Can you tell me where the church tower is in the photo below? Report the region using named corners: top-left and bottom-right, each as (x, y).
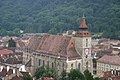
top-left (74, 14), bottom-right (93, 73)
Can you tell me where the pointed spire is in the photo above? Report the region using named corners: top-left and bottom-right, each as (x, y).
top-left (82, 12), bottom-right (85, 18)
top-left (80, 13), bottom-right (88, 29)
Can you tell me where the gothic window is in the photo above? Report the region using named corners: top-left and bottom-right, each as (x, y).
top-left (43, 60), bottom-right (45, 67)
top-left (52, 62), bottom-right (54, 68)
top-left (39, 59), bottom-right (41, 66)
top-left (86, 55), bottom-right (88, 58)
top-left (71, 63), bottom-right (73, 68)
top-left (47, 61), bottom-right (49, 68)
top-left (78, 63), bottom-right (80, 70)
top-left (62, 63), bottom-right (64, 70)
top-left (86, 62), bottom-right (88, 69)
top-left (86, 39), bottom-right (88, 47)
top-left (58, 62), bottom-right (60, 70)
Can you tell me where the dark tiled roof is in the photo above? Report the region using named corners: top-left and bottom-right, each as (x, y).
top-left (97, 55), bottom-right (120, 65)
top-left (10, 75), bottom-right (23, 80)
top-left (17, 40), bottom-right (25, 48)
top-left (27, 35), bottom-right (81, 60)
top-left (25, 59), bottom-right (31, 67)
top-left (7, 69), bottom-right (13, 75)
top-left (0, 68), bottom-right (7, 77)
top-left (6, 58), bottom-right (22, 64)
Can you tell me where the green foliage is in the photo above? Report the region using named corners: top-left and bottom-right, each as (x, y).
top-left (34, 66), bottom-right (57, 79)
top-left (94, 77), bottom-right (101, 80)
top-left (84, 69), bottom-right (94, 80)
top-left (23, 74), bottom-right (33, 80)
top-left (59, 70), bottom-right (67, 80)
top-left (68, 69), bottom-right (85, 80)
top-left (0, 0), bottom-right (119, 39)
top-left (8, 38), bottom-right (16, 47)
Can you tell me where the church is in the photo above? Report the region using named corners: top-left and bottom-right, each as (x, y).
top-left (21, 15), bottom-right (93, 75)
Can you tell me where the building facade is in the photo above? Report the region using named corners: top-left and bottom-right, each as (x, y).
top-left (19, 15), bottom-right (93, 76)
top-left (97, 55), bottom-right (120, 77)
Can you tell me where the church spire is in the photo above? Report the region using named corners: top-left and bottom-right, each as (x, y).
top-left (82, 12), bottom-right (85, 18)
top-left (75, 14), bottom-right (91, 37)
top-left (80, 13), bottom-right (88, 29)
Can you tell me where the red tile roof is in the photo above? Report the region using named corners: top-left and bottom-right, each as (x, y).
top-left (103, 70), bottom-right (120, 80)
top-left (27, 35), bottom-right (81, 60)
top-left (0, 49), bottom-right (14, 55)
top-left (97, 55), bottom-right (120, 65)
top-left (80, 17), bottom-right (88, 29)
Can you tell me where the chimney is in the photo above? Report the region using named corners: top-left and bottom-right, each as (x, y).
top-left (111, 70), bottom-right (114, 75)
top-left (118, 72), bottom-right (120, 76)
top-left (13, 68), bottom-right (16, 74)
top-left (0, 66), bottom-right (4, 72)
top-left (114, 70), bottom-right (116, 76)
top-left (7, 66), bottom-right (10, 72)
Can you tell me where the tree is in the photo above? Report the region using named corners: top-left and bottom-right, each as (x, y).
top-left (59, 70), bottom-right (67, 80)
top-left (23, 74), bottom-right (33, 80)
top-left (48, 27), bottom-right (58, 34)
top-left (84, 69), bottom-right (94, 80)
top-left (34, 66), bottom-right (57, 79)
top-left (8, 38), bottom-right (16, 48)
top-left (13, 28), bottom-right (21, 36)
top-left (68, 69), bottom-right (85, 80)
top-left (94, 77), bottom-right (101, 80)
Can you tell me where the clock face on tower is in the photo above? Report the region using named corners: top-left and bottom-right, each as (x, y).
top-left (85, 48), bottom-right (89, 55)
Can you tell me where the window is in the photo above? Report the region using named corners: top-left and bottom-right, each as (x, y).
top-left (52, 62), bottom-right (54, 68)
top-left (71, 63), bottom-right (73, 68)
top-left (47, 61), bottom-right (49, 68)
top-left (62, 63), bottom-right (64, 70)
top-left (86, 62), bottom-right (88, 69)
top-left (86, 39), bottom-right (88, 47)
top-left (43, 60), bottom-right (45, 67)
top-left (39, 59), bottom-right (41, 66)
top-left (78, 63), bottom-right (80, 70)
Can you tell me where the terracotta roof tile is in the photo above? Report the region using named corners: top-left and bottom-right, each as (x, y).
top-left (0, 49), bottom-right (14, 55)
top-left (27, 35), bottom-right (81, 60)
top-left (80, 17), bottom-right (88, 29)
top-left (17, 40), bottom-right (25, 48)
top-left (97, 55), bottom-right (120, 65)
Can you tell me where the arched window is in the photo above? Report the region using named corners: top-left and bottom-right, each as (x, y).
top-left (62, 63), bottom-right (64, 70)
top-left (52, 62), bottom-right (54, 68)
top-left (78, 63), bottom-right (80, 70)
top-left (39, 59), bottom-right (41, 66)
top-left (71, 63), bottom-right (73, 68)
top-left (86, 39), bottom-right (88, 47)
top-left (86, 62), bottom-right (88, 69)
top-left (47, 61), bottom-right (49, 68)
top-left (43, 60), bottom-right (45, 67)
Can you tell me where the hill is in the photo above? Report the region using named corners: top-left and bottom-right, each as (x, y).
top-left (0, 0), bottom-right (120, 39)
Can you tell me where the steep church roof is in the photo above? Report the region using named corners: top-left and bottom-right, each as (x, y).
top-left (76, 14), bottom-right (91, 37)
top-left (27, 34), bottom-right (81, 60)
top-left (80, 14), bottom-right (88, 29)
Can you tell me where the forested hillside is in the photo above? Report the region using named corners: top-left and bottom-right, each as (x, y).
top-left (0, 0), bottom-right (120, 39)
